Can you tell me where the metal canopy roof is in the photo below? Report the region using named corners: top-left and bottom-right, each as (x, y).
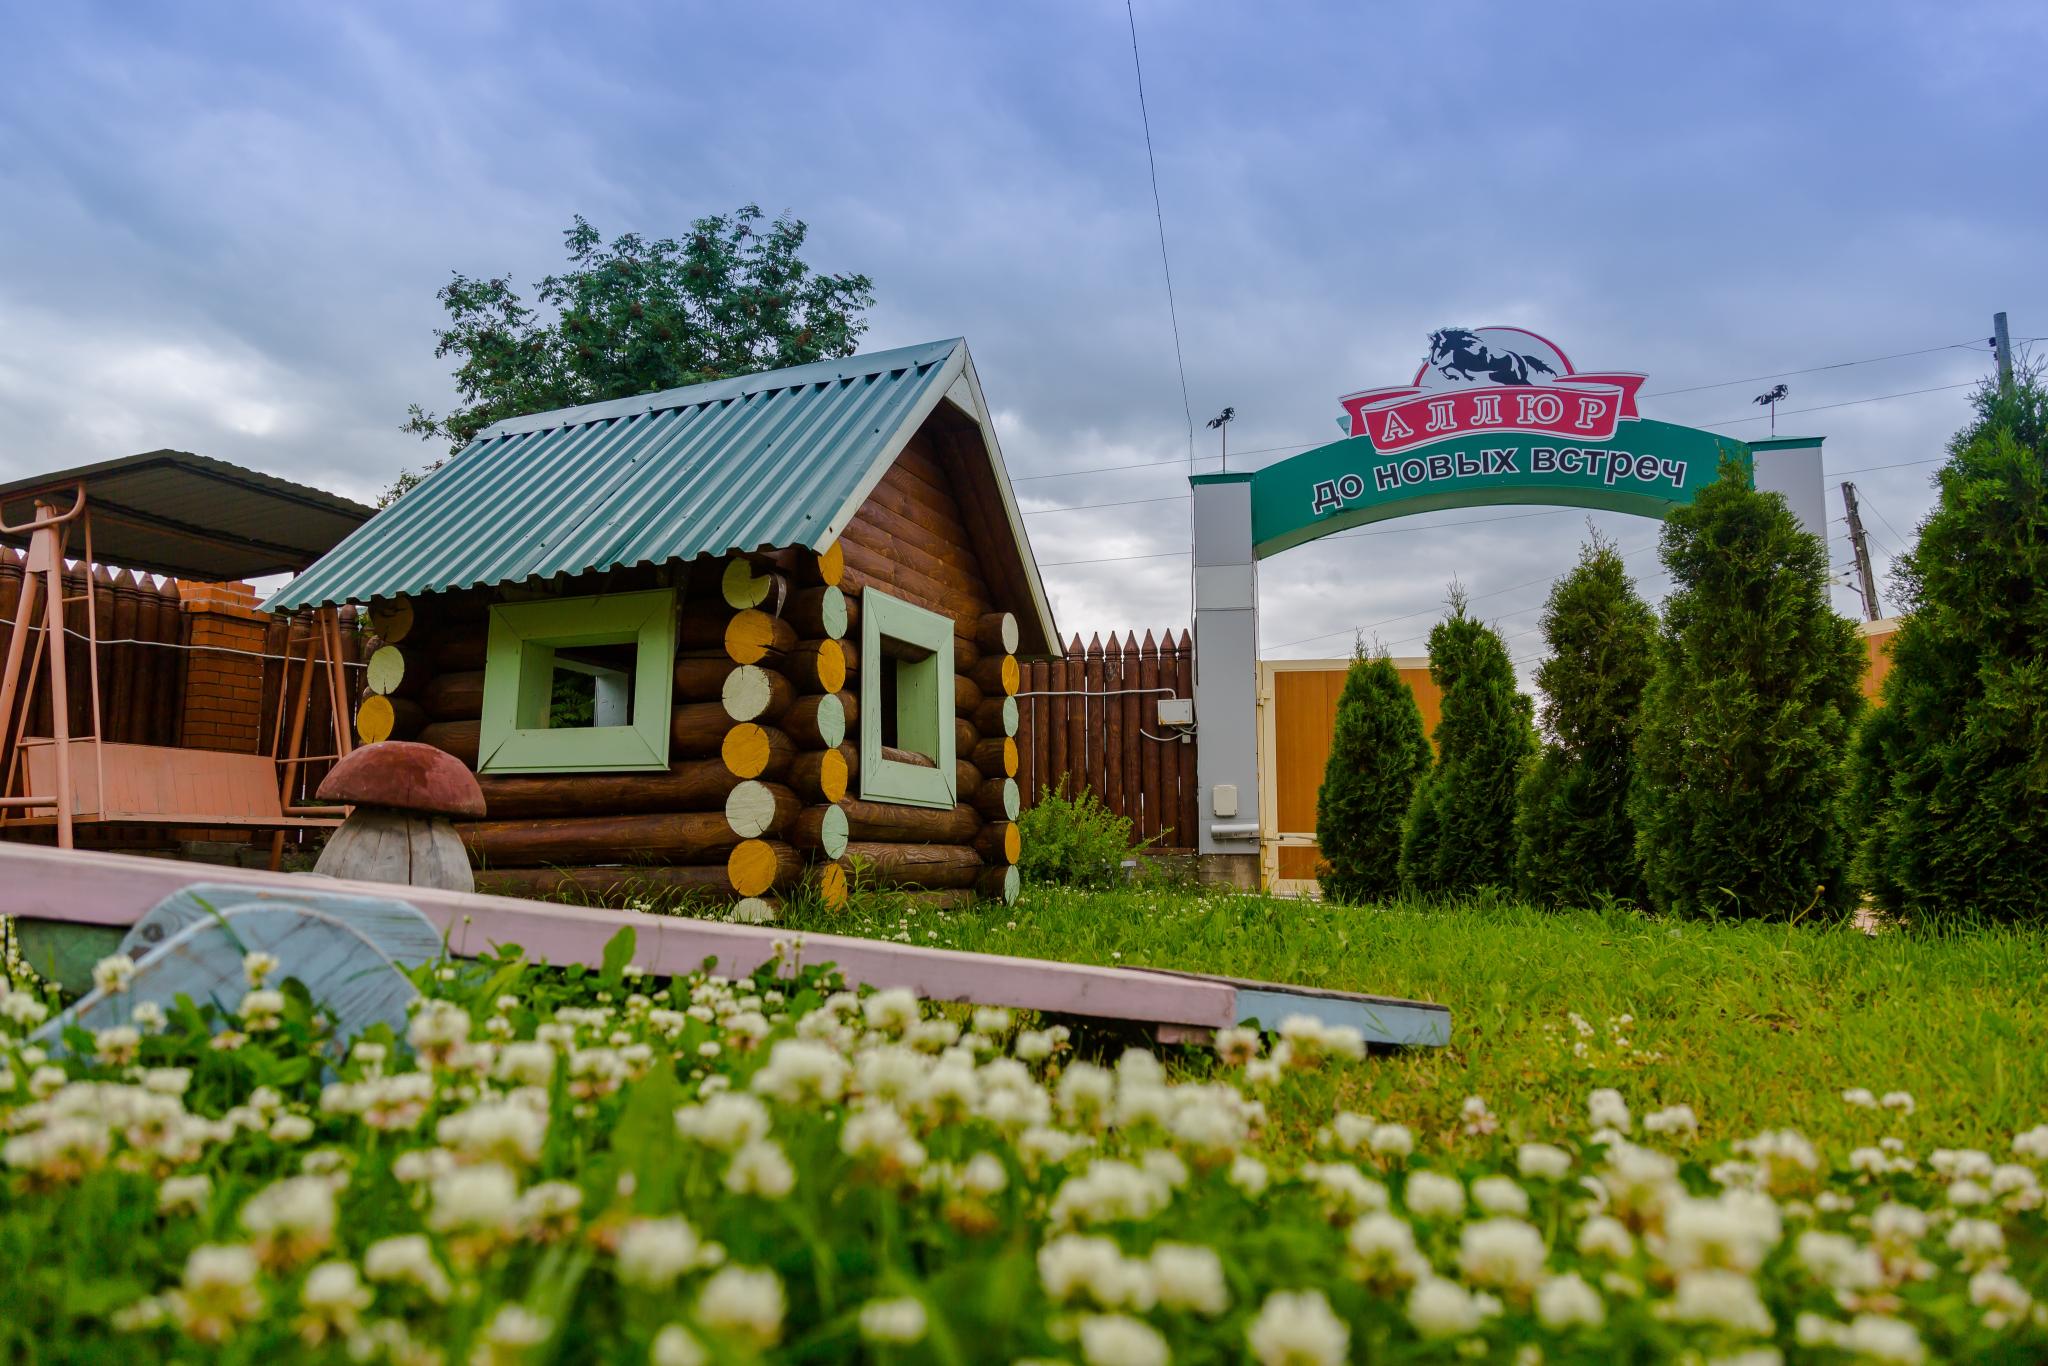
top-left (0, 450), bottom-right (375, 583)
top-left (263, 338), bottom-right (1060, 654)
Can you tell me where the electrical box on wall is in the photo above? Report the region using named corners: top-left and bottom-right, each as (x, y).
top-left (1156, 698), bottom-right (1193, 726)
top-left (1212, 783), bottom-right (1238, 818)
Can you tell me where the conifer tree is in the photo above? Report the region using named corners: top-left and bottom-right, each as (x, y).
top-left (1399, 589), bottom-right (1535, 897)
top-left (1315, 644), bottom-right (1431, 904)
top-left (1853, 370), bottom-right (2048, 922)
top-left (1515, 533), bottom-right (1657, 907)
top-left (1630, 459), bottom-right (1865, 919)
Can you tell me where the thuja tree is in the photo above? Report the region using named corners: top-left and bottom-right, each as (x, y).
top-left (1631, 459), bottom-right (1865, 920)
top-left (1314, 644), bottom-right (1431, 904)
top-left (1515, 533), bottom-right (1657, 908)
top-left (1853, 370), bottom-right (2048, 922)
top-left (1399, 589), bottom-right (1535, 897)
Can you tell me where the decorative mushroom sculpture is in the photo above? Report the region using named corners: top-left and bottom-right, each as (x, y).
top-left (313, 741), bottom-right (485, 892)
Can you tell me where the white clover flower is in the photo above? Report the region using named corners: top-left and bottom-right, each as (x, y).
top-left (749, 1039), bottom-right (850, 1106)
top-left (1326, 1111), bottom-right (1376, 1155)
top-left (171, 1243), bottom-right (264, 1342)
top-left (241, 951), bottom-right (279, 988)
top-left (93, 1025), bottom-right (141, 1065)
top-left (1406, 1277), bottom-right (1495, 1339)
top-left (1644, 1104), bottom-right (1698, 1137)
top-left (1588, 1088), bottom-right (1631, 1134)
top-left (695, 1265), bottom-right (785, 1347)
top-left (862, 988), bottom-right (921, 1034)
top-left (1660, 1190), bottom-right (1782, 1275)
top-left (675, 1092), bottom-right (772, 1152)
top-left (858, 1296), bottom-right (929, 1345)
top-left (1246, 1288), bottom-right (1348, 1366)
top-left (1947, 1179), bottom-right (1992, 1208)
top-left (1517, 1143), bottom-right (1571, 1181)
top-left (1402, 1169), bottom-right (1464, 1220)
top-left (363, 1234), bottom-right (451, 1302)
top-left (1150, 1242), bottom-right (1228, 1316)
top-left (159, 1173), bottom-right (213, 1215)
top-left (1535, 1272), bottom-right (1605, 1330)
top-left (1793, 1230), bottom-right (1882, 1292)
top-left (1019, 1125), bottom-right (1093, 1174)
top-left (238, 1174), bottom-right (337, 1266)
top-left (91, 954), bottom-right (137, 995)
top-left (1345, 1211), bottom-right (1427, 1287)
top-left (1076, 1313), bottom-right (1168, 1366)
top-left (1842, 1087), bottom-right (1878, 1108)
top-left (1458, 1216), bottom-right (1547, 1292)
top-left (1037, 1234), bottom-right (1156, 1311)
top-left (650, 1323), bottom-right (709, 1366)
top-left (616, 1216), bottom-right (709, 1289)
top-left (2013, 1124), bottom-right (2048, 1163)
top-left (494, 1041), bottom-right (556, 1088)
top-left (1302, 1162), bottom-right (1388, 1219)
top-left (407, 999), bottom-right (471, 1054)
top-left (1577, 1214), bottom-right (1634, 1260)
top-left (1945, 1217), bottom-right (2004, 1264)
top-left (1049, 1159), bottom-right (1173, 1227)
top-left (132, 1000), bottom-right (166, 1033)
top-left (724, 1139), bottom-right (796, 1199)
top-left (427, 1162), bottom-right (519, 1237)
top-left (1842, 1314), bottom-right (1925, 1365)
top-left (1460, 1094), bottom-right (1498, 1136)
top-left (1968, 1267), bottom-right (2032, 1320)
top-left (1880, 1091), bottom-right (1916, 1117)
top-left (1369, 1123), bottom-right (1414, 1159)
top-left (1659, 1268), bottom-right (1772, 1335)
top-left (1228, 1155), bottom-right (1270, 1198)
top-left (1870, 1201), bottom-right (1929, 1250)
top-left (957, 1150), bottom-right (1008, 1197)
top-left (480, 1303), bottom-right (550, 1352)
top-left (1471, 1175), bottom-right (1530, 1217)
top-left (268, 1114), bottom-right (314, 1144)
top-left (1214, 1026), bottom-right (1261, 1066)
top-left (514, 1180), bottom-right (584, 1234)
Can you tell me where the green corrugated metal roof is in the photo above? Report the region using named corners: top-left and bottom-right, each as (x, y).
top-left (265, 338), bottom-right (972, 612)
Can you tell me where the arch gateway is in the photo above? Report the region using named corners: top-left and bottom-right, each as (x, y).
top-left (1187, 328), bottom-right (1826, 886)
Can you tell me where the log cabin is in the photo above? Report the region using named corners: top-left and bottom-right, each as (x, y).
top-left (264, 339), bottom-right (1058, 921)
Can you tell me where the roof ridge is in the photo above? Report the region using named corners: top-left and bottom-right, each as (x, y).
top-left (478, 338), bottom-right (966, 440)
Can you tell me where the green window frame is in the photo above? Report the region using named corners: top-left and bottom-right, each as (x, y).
top-left (477, 588), bottom-right (677, 774)
top-left (859, 589), bottom-right (957, 809)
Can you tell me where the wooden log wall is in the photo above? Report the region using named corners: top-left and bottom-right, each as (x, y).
top-left (1016, 628), bottom-right (1197, 850)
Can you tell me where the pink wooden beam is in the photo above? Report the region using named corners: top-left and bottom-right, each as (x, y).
top-left (0, 844), bottom-right (1239, 1030)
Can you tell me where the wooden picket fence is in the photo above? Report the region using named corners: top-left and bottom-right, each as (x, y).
top-left (1017, 629), bottom-right (1198, 850)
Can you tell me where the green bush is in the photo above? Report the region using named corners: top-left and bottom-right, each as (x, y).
top-left (1515, 534), bottom-right (1657, 908)
top-left (1399, 589), bottom-right (1535, 897)
top-left (1631, 458), bottom-right (1865, 920)
top-left (1314, 645), bottom-right (1430, 904)
top-left (1018, 784), bottom-right (1135, 889)
top-left (1854, 371), bottom-right (2048, 922)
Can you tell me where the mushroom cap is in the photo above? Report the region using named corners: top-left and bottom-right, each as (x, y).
top-left (317, 740), bottom-right (486, 819)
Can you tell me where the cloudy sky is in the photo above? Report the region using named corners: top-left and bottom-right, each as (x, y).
top-left (2, 1), bottom-right (2042, 673)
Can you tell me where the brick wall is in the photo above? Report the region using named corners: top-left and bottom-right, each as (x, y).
top-left (177, 582), bottom-right (269, 754)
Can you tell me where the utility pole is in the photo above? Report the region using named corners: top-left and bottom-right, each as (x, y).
top-left (1841, 481), bottom-right (1882, 622)
top-left (1992, 311), bottom-right (2014, 392)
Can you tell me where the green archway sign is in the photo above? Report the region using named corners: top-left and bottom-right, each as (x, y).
top-left (1204, 327), bottom-right (1752, 558)
top-left (1186, 326), bottom-right (1826, 876)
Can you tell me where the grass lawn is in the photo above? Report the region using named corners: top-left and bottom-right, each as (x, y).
top-left (783, 886), bottom-right (2048, 1157)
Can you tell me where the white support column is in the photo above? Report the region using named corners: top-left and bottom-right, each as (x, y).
top-left (1190, 474), bottom-right (1262, 883)
top-left (1750, 437), bottom-right (1827, 541)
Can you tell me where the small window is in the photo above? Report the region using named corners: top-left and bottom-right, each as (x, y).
top-left (860, 589), bottom-right (956, 808)
top-left (478, 588), bottom-right (676, 774)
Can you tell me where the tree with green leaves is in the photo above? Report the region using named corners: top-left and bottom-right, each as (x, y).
top-left (1515, 533), bottom-right (1658, 908)
top-left (1852, 368), bottom-right (2048, 923)
top-left (1630, 458), bottom-right (1865, 920)
top-left (1314, 643), bottom-right (1432, 904)
top-left (1399, 588), bottom-right (1535, 898)
top-left (392, 208), bottom-right (876, 501)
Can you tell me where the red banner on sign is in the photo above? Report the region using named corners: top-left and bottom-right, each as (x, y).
top-left (1340, 374), bottom-right (1646, 454)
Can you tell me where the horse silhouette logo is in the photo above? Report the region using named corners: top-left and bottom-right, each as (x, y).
top-left (1426, 328), bottom-right (1559, 386)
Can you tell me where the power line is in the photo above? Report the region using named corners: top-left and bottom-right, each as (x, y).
top-left (1701, 380), bottom-right (1978, 427)
top-left (1124, 0), bottom-right (1194, 473)
top-left (1039, 548), bottom-right (1190, 567)
top-left (1640, 338), bottom-right (1994, 398)
top-left (1022, 493), bottom-right (1187, 517)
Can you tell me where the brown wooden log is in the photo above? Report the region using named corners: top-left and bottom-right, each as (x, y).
top-left (727, 838), bottom-right (783, 897)
top-left (953, 672), bottom-right (984, 716)
top-left (674, 656), bottom-right (737, 701)
top-left (721, 724), bottom-right (795, 781)
top-left (973, 776), bottom-right (1021, 822)
top-left (478, 761), bottom-right (756, 820)
top-left (973, 694), bottom-right (1018, 739)
top-left (838, 539), bottom-right (987, 631)
top-left (473, 848), bottom-right (803, 904)
top-left (785, 585), bottom-right (852, 640)
top-left (900, 888), bottom-right (978, 911)
top-left (975, 821), bottom-right (1022, 865)
top-left (842, 501), bottom-right (992, 603)
top-left (678, 604), bottom-right (797, 662)
top-left (672, 703), bottom-right (737, 759)
top-left (976, 612), bottom-right (1020, 656)
top-left (384, 696), bottom-right (427, 742)
top-left (368, 597), bottom-right (415, 645)
top-left (722, 780), bottom-right (800, 839)
top-left (977, 863), bottom-right (1021, 906)
top-left (419, 719), bottom-right (481, 769)
top-left (971, 654), bottom-right (1020, 698)
top-left (789, 745), bottom-right (853, 804)
top-left (459, 810), bottom-right (742, 867)
top-left (433, 635), bottom-right (488, 674)
top-left (859, 459), bottom-right (976, 546)
top-left (790, 541), bottom-right (844, 589)
top-left (883, 744), bottom-right (937, 770)
top-left (720, 557), bottom-right (787, 613)
top-left (423, 670), bottom-right (484, 722)
top-left (835, 798), bottom-right (981, 844)
top-left (972, 736), bottom-right (1019, 779)
top-left (784, 691), bottom-right (852, 749)
top-left (785, 639), bottom-right (848, 694)
top-left (788, 804), bottom-right (850, 859)
top-left (716, 663), bottom-right (794, 724)
top-left (953, 715), bottom-right (980, 758)
top-left (842, 841), bottom-right (984, 889)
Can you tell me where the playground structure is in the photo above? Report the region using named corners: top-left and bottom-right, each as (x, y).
top-left (265, 339), bottom-right (1057, 918)
top-left (0, 452), bottom-right (373, 857)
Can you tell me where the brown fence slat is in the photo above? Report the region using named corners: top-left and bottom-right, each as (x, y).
top-left (1063, 635), bottom-right (1085, 799)
top-left (1174, 630), bottom-right (1197, 846)
top-left (1101, 633), bottom-right (1124, 819)
top-left (1119, 630), bottom-right (1141, 827)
